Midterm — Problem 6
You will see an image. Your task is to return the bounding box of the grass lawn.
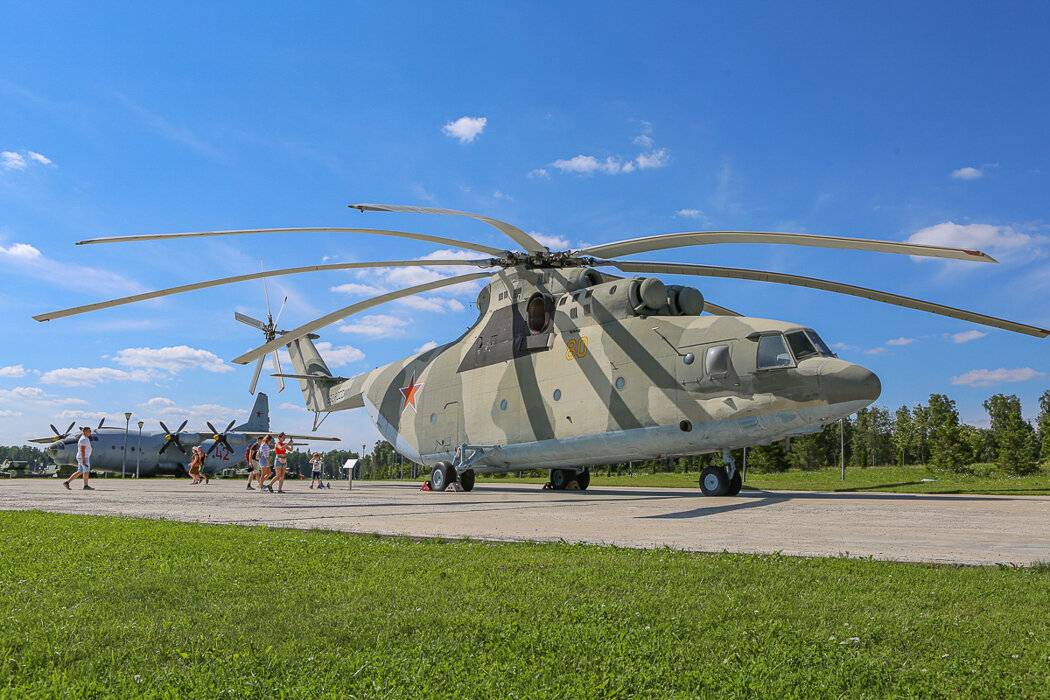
[2,512,1049,697]
[475,463,1050,495]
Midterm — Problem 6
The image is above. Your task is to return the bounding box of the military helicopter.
[35,204,1047,495]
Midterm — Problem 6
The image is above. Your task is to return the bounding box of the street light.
[122,412,132,478]
[136,421,144,479]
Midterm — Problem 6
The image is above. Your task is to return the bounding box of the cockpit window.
[786,330,819,361]
[756,334,793,369]
[805,329,835,356]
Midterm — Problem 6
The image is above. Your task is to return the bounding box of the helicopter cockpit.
[755,328,836,370]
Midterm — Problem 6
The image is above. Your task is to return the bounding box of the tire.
[460,469,475,492]
[431,462,454,491]
[699,466,729,496]
[726,470,742,496]
[549,468,569,490]
[574,469,590,490]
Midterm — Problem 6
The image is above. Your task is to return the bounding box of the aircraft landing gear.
[431,461,456,491]
[549,468,570,490]
[699,450,742,497]
[549,468,590,490]
[459,469,475,492]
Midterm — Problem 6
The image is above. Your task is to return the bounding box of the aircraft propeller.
[204,419,237,456]
[158,419,190,455]
[49,421,76,440]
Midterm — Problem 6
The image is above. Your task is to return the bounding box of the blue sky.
[2,2,1048,450]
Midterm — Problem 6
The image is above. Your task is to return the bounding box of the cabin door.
[442,401,463,458]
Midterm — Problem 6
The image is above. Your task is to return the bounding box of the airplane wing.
[28,437,58,444]
[239,431,341,442]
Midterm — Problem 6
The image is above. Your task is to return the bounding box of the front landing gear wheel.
[431,462,455,491]
[726,471,742,496]
[699,466,729,496]
[575,469,590,490]
[549,468,570,490]
[459,469,475,492]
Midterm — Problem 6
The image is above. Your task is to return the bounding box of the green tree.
[745,443,790,473]
[984,394,1038,475]
[1037,390,1050,464]
[891,405,917,466]
[926,394,973,473]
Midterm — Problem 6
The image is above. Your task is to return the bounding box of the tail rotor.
[235,262,288,395]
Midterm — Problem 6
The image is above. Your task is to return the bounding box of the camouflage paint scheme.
[285,267,880,473]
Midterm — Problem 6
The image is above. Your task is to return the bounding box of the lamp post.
[122,412,132,478]
[136,421,144,478]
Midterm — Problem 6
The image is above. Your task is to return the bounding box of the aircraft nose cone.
[820,362,881,405]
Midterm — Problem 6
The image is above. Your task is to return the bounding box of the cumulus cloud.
[330,282,386,296]
[338,314,409,338]
[397,296,466,313]
[829,342,859,352]
[634,134,654,148]
[949,330,987,343]
[0,386,86,408]
[0,241,142,295]
[0,365,27,378]
[142,397,177,410]
[951,367,1046,387]
[863,347,887,355]
[950,167,982,180]
[635,148,670,169]
[1,150,53,170]
[0,242,43,259]
[0,409,22,417]
[492,190,513,201]
[113,346,233,374]
[527,168,550,179]
[27,151,52,165]
[442,116,487,144]
[415,341,438,353]
[278,402,310,412]
[906,222,1040,262]
[313,341,364,368]
[886,337,916,346]
[549,150,670,176]
[530,231,571,249]
[40,367,152,387]
[352,249,486,300]
[674,209,704,219]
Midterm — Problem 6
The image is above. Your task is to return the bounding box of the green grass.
[2,512,1050,697]
[476,463,1050,495]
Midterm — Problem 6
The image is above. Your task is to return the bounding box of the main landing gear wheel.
[699,466,729,496]
[459,469,475,492]
[574,469,590,490]
[549,468,570,490]
[726,470,742,496]
[431,461,455,491]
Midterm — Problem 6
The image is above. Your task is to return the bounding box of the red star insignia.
[399,371,424,414]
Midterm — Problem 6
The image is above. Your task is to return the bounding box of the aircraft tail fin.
[234,392,270,432]
[285,336,335,412]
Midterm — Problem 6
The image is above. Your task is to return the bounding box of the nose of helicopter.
[818,359,882,405]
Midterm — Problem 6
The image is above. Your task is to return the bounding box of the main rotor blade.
[603,260,1049,338]
[271,352,285,392]
[350,203,549,254]
[232,271,493,365]
[33,259,491,321]
[703,301,742,317]
[580,231,998,263]
[235,312,266,330]
[262,260,272,319]
[248,356,264,395]
[77,226,506,256]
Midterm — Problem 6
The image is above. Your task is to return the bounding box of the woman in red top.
[271,432,293,493]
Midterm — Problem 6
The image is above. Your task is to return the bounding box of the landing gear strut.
[549,468,590,490]
[699,449,742,497]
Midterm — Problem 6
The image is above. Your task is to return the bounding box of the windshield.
[785,330,819,361]
[756,334,793,369]
[805,329,835,356]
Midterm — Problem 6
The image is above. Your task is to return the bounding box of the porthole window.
[553,389,562,401]
[430,413,437,424]
[615,376,626,390]
[609,285,617,294]
[683,352,695,365]
[500,399,508,411]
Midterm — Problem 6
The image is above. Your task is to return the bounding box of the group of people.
[243,433,327,493]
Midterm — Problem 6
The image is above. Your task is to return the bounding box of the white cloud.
[338,314,409,338]
[0,242,43,260]
[0,409,22,417]
[0,386,49,401]
[951,367,1046,387]
[330,282,386,296]
[886,337,916,346]
[40,367,153,387]
[397,296,465,313]
[27,151,52,165]
[142,397,177,409]
[493,190,513,201]
[829,342,859,352]
[278,402,309,412]
[674,209,704,219]
[415,341,438,353]
[906,222,1038,259]
[863,347,887,355]
[549,150,670,176]
[527,168,550,179]
[1,152,26,170]
[0,241,142,295]
[113,346,233,374]
[0,365,27,378]
[949,330,987,344]
[634,134,654,148]
[530,231,570,250]
[950,167,982,180]
[635,149,670,169]
[313,341,364,368]
[441,116,487,144]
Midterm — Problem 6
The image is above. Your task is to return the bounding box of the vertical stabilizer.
[235,392,270,432]
[286,336,334,413]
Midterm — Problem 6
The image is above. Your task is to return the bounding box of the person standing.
[271,433,293,493]
[244,438,261,490]
[63,426,94,491]
[309,453,323,489]
[258,434,273,493]
[188,446,203,485]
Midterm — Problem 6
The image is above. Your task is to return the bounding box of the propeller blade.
[50,423,61,437]
[225,420,236,432]
[171,438,187,455]
[205,440,219,456]
[271,352,285,392]
[206,421,218,435]
[159,441,170,454]
[602,260,1049,338]
[231,271,493,365]
[97,417,105,430]
[274,296,288,327]
[76,226,505,256]
[235,312,266,330]
[33,259,491,322]
[66,421,75,435]
[703,302,742,317]
[350,203,548,254]
[159,421,171,435]
[580,231,999,263]
[248,356,264,395]
[176,419,189,433]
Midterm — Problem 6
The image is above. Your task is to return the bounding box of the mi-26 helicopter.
[36,204,1047,495]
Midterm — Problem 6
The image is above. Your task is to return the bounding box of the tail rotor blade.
[261,260,272,319]
[235,312,266,330]
[274,296,288,326]
[271,352,285,392]
[248,356,264,395]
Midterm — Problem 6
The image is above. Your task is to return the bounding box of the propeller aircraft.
[35,204,1047,495]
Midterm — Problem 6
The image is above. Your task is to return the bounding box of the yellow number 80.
[566,337,588,360]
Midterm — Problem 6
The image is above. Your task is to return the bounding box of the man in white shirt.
[63,426,94,491]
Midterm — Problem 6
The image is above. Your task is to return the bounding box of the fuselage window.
[805,329,835,356]
[786,331,819,361]
[756,334,793,369]
[527,295,550,333]
[706,345,730,377]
